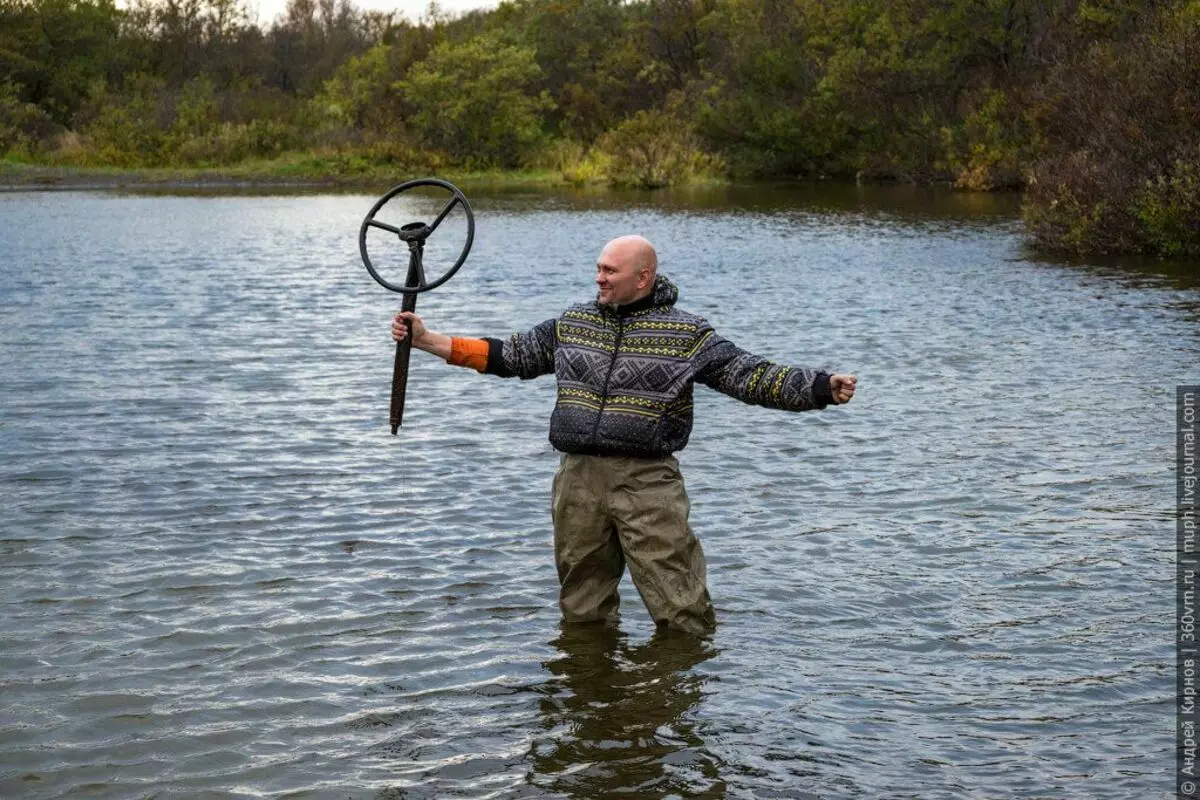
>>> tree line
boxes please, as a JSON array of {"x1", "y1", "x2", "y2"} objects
[{"x1": 1, "y1": 0, "x2": 1197, "y2": 256}]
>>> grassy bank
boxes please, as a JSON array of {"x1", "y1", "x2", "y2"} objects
[{"x1": 0, "y1": 155, "x2": 588, "y2": 191}]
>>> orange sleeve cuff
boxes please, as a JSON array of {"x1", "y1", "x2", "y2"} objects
[{"x1": 448, "y1": 337, "x2": 490, "y2": 372}]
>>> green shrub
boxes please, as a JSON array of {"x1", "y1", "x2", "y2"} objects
[
  {"x1": 941, "y1": 90, "x2": 1028, "y2": 191},
  {"x1": 81, "y1": 75, "x2": 168, "y2": 166},
  {"x1": 596, "y1": 110, "x2": 718, "y2": 188},
  {"x1": 397, "y1": 34, "x2": 553, "y2": 168},
  {"x1": 172, "y1": 118, "x2": 295, "y2": 166},
  {"x1": 1133, "y1": 156, "x2": 1200, "y2": 257},
  {"x1": 0, "y1": 81, "x2": 57, "y2": 156},
  {"x1": 538, "y1": 138, "x2": 610, "y2": 185}
]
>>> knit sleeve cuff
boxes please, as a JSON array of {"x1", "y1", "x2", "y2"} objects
[
  {"x1": 483, "y1": 337, "x2": 514, "y2": 377},
  {"x1": 814, "y1": 372, "x2": 834, "y2": 407}
]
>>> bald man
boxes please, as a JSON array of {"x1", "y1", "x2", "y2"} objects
[{"x1": 392, "y1": 235, "x2": 856, "y2": 635}]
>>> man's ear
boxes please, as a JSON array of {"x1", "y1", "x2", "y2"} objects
[{"x1": 638, "y1": 267, "x2": 652, "y2": 288}]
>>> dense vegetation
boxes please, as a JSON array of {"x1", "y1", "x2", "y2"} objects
[{"x1": 1, "y1": 0, "x2": 1197, "y2": 256}]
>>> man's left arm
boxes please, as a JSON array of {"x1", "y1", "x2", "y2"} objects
[{"x1": 693, "y1": 324, "x2": 856, "y2": 410}]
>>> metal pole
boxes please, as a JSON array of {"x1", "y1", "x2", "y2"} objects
[{"x1": 390, "y1": 242, "x2": 423, "y2": 434}]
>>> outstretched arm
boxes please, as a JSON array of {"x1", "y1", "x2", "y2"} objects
[
  {"x1": 391, "y1": 311, "x2": 557, "y2": 379},
  {"x1": 693, "y1": 323, "x2": 856, "y2": 410}
]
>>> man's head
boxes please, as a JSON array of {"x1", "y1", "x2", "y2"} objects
[{"x1": 595, "y1": 235, "x2": 658, "y2": 307}]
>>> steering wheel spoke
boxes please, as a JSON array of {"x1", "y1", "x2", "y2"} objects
[
  {"x1": 428, "y1": 196, "x2": 460, "y2": 234},
  {"x1": 367, "y1": 219, "x2": 402, "y2": 235}
]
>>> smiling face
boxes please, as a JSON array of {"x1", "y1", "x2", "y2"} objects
[{"x1": 595, "y1": 236, "x2": 657, "y2": 307}]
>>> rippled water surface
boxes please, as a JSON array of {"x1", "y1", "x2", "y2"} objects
[{"x1": 1, "y1": 185, "x2": 1196, "y2": 799}]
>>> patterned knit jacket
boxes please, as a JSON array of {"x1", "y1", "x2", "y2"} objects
[{"x1": 481, "y1": 275, "x2": 833, "y2": 458}]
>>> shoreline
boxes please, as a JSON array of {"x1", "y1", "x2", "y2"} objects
[
  {"x1": 0, "y1": 160, "x2": 584, "y2": 193},
  {"x1": 1, "y1": 159, "x2": 992, "y2": 195},
  {"x1": 0, "y1": 159, "x2": 1038, "y2": 205}
]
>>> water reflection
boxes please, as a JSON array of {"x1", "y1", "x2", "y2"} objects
[
  {"x1": 528, "y1": 624, "x2": 724, "y2": 798},
  {"x1": 1020, "y1": 244, "x2": 1200, "y2": 296}
]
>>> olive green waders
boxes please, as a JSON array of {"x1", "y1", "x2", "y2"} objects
[{"x1": 551, "y1": 453, "x2": 717, "y2": 635}]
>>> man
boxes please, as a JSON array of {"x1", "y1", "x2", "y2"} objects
[{"x1": 391, "y1": 235, "x2": 856, "y2": 635}]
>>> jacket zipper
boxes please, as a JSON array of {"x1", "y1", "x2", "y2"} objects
[{"x1": 589, "y1": 316, "x2": 624, "y2": 449}]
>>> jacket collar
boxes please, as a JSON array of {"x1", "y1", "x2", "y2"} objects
[
  {"x1": 614, "y1": 290, "x2": 658, "y2": 316},
  {"x1": 602, "y1": 274, "x2": 679, "y2": 318}
]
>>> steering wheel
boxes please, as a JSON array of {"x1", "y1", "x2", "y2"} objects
[
  {"x1": 358, "y1": 177, "x2": 474, "y2": 293},
  {"x1": 358, "y1": 177, "x2": 475, "y2": 434}
]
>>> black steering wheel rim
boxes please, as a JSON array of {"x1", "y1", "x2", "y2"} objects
[{"x1": 358, "y1": 177, "x2": 475, "y2": 294}]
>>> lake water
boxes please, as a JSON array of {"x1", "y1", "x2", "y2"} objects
[{"x1": 0, "y1": 184, "x2": 1195, "y2": 798}]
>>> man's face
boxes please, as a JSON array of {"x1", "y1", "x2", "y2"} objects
[{"x1": 595, "y1": 243, "x2": 647, "y2": 306}]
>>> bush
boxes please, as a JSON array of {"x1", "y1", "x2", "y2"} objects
[
  {"x1": 173, "y1": 118, "x2": 302, "y2": 165},
  {"x1": 596, "y1": 110, "x2": 718, "y2": 188},
  {"x1": 0, "y1": 81, "x2": 58, "y2": 156},
  {"x1": 1024, "y1": 2, "x2": 1200, "y2": 256},
  {"x1": 81, "y1": 75, "x2": 168, "y2": 166},
  {"x1": 941, "y1": 90, "x2": 1028, "y2": 191},
  {"x1": 538, "y1": 138, "x2": 610, "y2": 185},
  {"x1": 397, "y1": 34, "x2": 553, "y2": 168},
  {"x1": 1133, "y1": 155, "x2": 1200, "y2": 257}
]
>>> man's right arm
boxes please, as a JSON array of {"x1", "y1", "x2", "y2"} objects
[
  {"x1": 392, "y1": 312, "x2": 557, "y2": 379},
  {"x1": 392, "y1": 311, "x2": 451, "y2": 358}
]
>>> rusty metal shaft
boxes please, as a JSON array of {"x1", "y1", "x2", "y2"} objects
[{"x1": 390, "y1": 244, "x2": 423, "y2": 434}]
